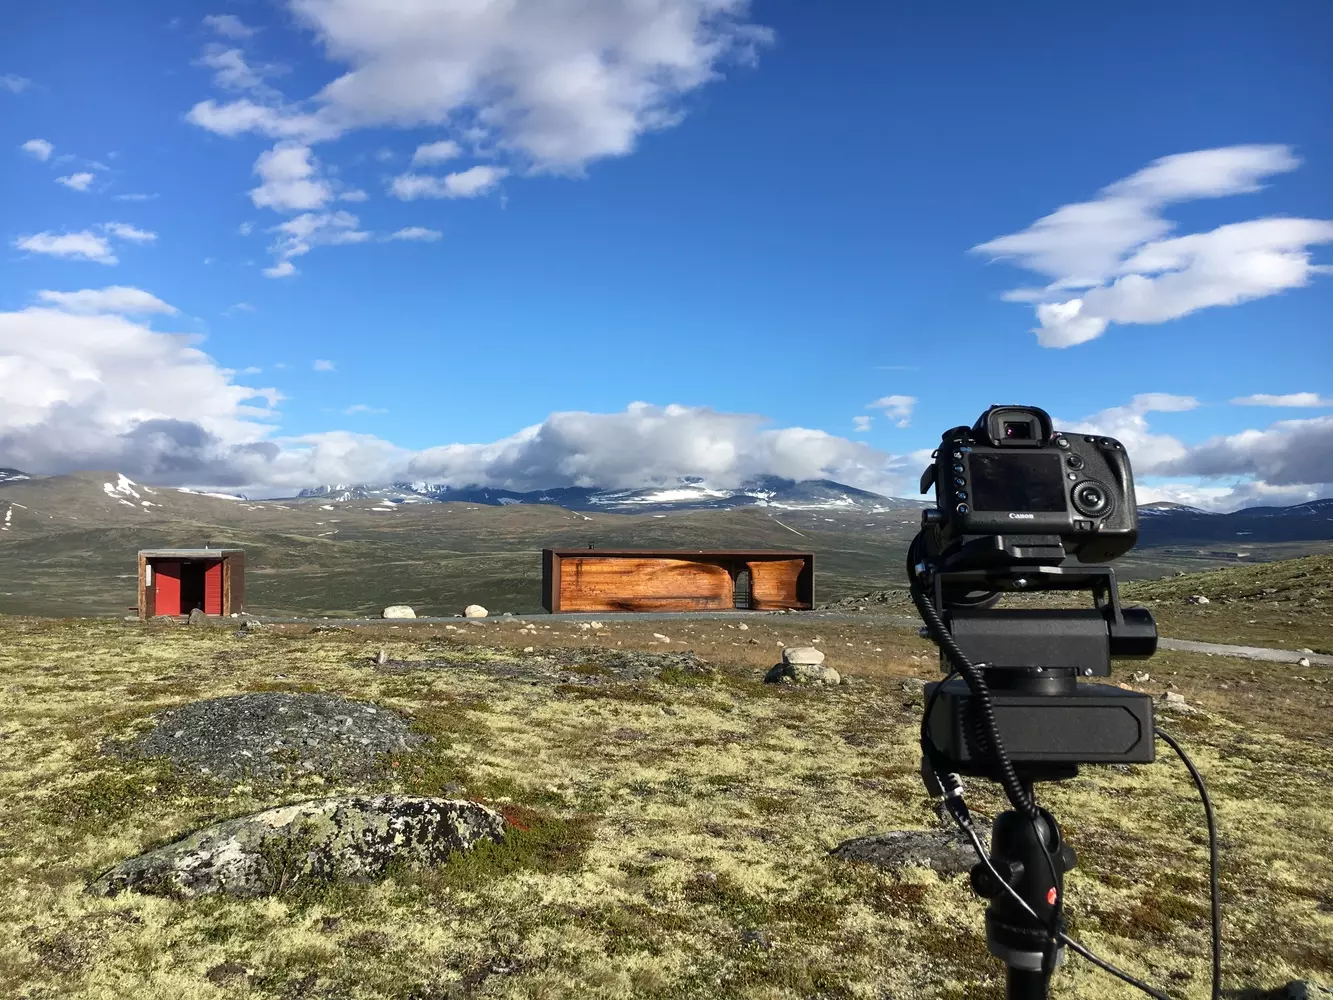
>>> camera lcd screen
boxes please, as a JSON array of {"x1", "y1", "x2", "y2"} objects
[{"x1": 969, "y1": 453, "x2": 1067, "y2": 512}]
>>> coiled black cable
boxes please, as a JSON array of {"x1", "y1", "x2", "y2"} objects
[{"x1": 906, "y1": 535, "x2": 1037, "y2": 819}]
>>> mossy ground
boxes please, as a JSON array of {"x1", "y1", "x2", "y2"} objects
[{"x1": 0, "y1": 609, "x2": 1329, "y2": 999}]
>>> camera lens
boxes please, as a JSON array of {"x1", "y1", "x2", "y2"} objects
[{"x1": 1071, "y1": 480, "x2": 1112, "y2": 517}]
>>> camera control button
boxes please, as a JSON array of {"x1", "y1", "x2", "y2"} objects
[
  {"x1": 1066, "y1": 455, "x2": 1084, "y2": 470},
  {"x1": 1055, "y1": 436, "x2": 1070, "y2": 448},
  {"x1": 952, "y1": 451, "x2": 963, "y2": 460},
  {"x1": 1075, "y1": 519, "x2": 1093, "y2": 531},
  {"x1": 953, "y1": 464, "x2": 964, "y2": 473},
  {"x1": 955, "y1": 503, "x2": 970, "y2": 515},
  {"x1": 955, "y1": 491, "x2": 967, "y2": 501}
]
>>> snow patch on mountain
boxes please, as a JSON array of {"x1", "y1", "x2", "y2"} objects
[{"x1": 104, "y1": 474, "x2": 141, "y2": 500}]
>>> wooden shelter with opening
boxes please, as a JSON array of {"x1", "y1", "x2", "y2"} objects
[
  {"x1": 542, "y1": 549, "x2": 813, "y2": 613},
  {"x1": 137, "y1": 548, "x2": 245, "y2": 619}
]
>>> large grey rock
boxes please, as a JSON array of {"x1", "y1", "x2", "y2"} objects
[
  {"x1": 782, "y1": 646, "x2": 825, "y2": 665},
  {"x1": 830, "y1": 828, "x2": 982, "y2": 878},
  {"x1": 382, "y1": 605, "x2": 416, "y2": 619},
  {"x1": 188, "y1": 607, "x2": 207, "y2": 626},
  {"x1": 88, "y1": 795, "x2": 506, "y2": 899},
  {"x1": 1279, "y1": 983, "x2": 1333, "y2": 1000},
  {"x1": 765, "y1": 659, "x2": 841, "y2": 686},
  {"x1": 464, "y1": 604, "x2": 488, "y2": 618}
]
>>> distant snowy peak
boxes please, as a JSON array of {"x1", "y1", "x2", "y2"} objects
[
  {"x1": 290, "y1": 476, "x2": 928, "y2": 513},
  {"x1": 1137, "y1": 501, "x2": 1217, "y2": 517},
  {"x1": 0, "y1": 468, "x2": 31, "y2": 485}
]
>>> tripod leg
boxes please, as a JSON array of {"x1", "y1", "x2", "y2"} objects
[{"x1": 1006, "y1": 967, "x2": 1051, "y2": 1000}]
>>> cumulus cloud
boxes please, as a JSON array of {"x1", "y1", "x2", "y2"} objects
[
  {"x1": 1231, "y1": 392, "x2": 1333, "y2": 407},
  {"x1": 14, "y1": 231, "x2": 117, "y2": 264},
  {"x1": 250, "y1": 142, "x2": 333, "y2": 211},
  {"x1": 187, "y1": 99, "x2": 335, "y2": 141},
  {"x1": 0, "y1": 304, "x2": 286, "y2": 485},
  {"x1": 313, "y1": 359, "x2": 336, "y2": 371},
  {"x1": 0, "y1": 310, "x2": 919, "y2": 498},
  {"x1": 263, "y1": 260, "x2": 296, "y2": 278},
  {"x1": 388, "y1": 165, "x2": 509, "y2": 200},
  {"x1": 197, "y1": 45, "x2": 285, "y2": 95},
  {"x1": 102, "y1": 222, "x2": 156, "y2": 243},
  {"x1": 203, "y1": 14, "x2": 258, "y2": 39},
  {"x1": 398, "y1": 403, "x2": 910, "y2": 495},
  {"x1": 973, "y1": 145, "x2": 1333, "y2": 347},
  {"x1": 868, "y1": 394, "x2": 917, "y2": 428},
  {"x1": 1, "y1": 74, "x2": 31, "y2": 94},
  {"x1": 387, "y1": 226, "x2": 442, "y2": 241},
  {"x1": 187, "y1": 0, "x2": 770, "y2": 173},
  {"x1": 1058, "y1": 394, "x2": 1333, "y2": 510},
  {"x1": 20, "y1": 138, "x2": 53, "y2": 161},
  {"x1": 56, "y1": 172, "x2": 96, "y2": 192},
  {"x1": 411, "y1": 140, "x2": 462, "y2": 166},
  {"x1": 264, "y1": 210, "x2": 369, "y2": 275},
  {"x1": 37, "y1": 286, "x2": 177, "y2": 315},
  {"x1": 852, "y1": 416, "x2": 872, "y2": 433}
]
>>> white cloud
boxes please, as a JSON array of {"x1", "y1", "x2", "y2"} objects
[
  {"x1": 197, "y1": 45, "x2": 284, "y2": 94},
  {"x1": 0, "y1": 304, "x2": 288, "y2": 486},
  {"x1": 188, "y1": 0, "x2": 770, "y2": 173},
  {"x1": 113, "y1": 193, "x2": 158, "y2": 202},
  {"x1": 1, "y1": 74, "x2": 31, "y2": 94},
  {"x1": 14, "y1": 231, "x2": 117, "y2": 264},
  {"x1": 1055, "y1": 394, "x2": 1333, "y2": 508},
  {"x1": 313, "y1": 359, "x2": 336, "y2": 371},
  {"x1": 20, "y1": 138, "x2": 53, "y2": 161},
  {"x1": 227, "y1": 302, "x2": 257, "y2": 314},
  {"x1": 973, "y1": 145, "x2": 1333, "y2": 347},
  {"x1": 852, "y1": 415, "x2": 872, "y2": 433},
  {"x1": 1057, "y1": 393, "x2": 1200, "y2": 473},
  {"x1": 265, "y1": 210, "x2": 370, "y2": 274},
  {"x1": 263, "y1": 260, "x2": 296, "y2": 278},
  {"x1": 240, "y1": 366, "x2": 263, "y2": 374},
  {"x1": 37, "y1": 286, "x2": 177, "y2": 315},
  {"x1": 344, "y1": 403, "x2": 387, "y2": 415},
  {"x1": 186, "y1": 98, "x2": 335, "y2": 141},
  {"x1": 339, "y1": 188, "x2": 368, "y2": 202},
  {"x1": 203, "y1": 14, "x2": 258, "y2": 39},
  {"x1": 250, "y1": 142, "x2": 334, "y2": 211},
  {"x1": 389, "y1": 165, "x2": 508, "y2": 200},
  {"x1": 56, "y1": 172, "x2": 96, "y2": 192},
  {"x1": 238, "y1": 221, "x2": 254, "y2": 236},
  {"x1": 387, "y1": 226, "x2": 442, "y2": 242},
  {"x1": 1230, "y1": 392, "x2": 1333, "y2": 407},
  {"x1": 868, "y1": 394, "x2": 917, "y2": 428},
  {"x1": 102, "y1": 222, "x2": 156, "y2": 243},
  {"x1": 411, "y1": 140, "x2": 462, "y2": 166}
]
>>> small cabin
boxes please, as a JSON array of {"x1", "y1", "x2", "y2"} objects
[
  {"x1": 542, "y1": 549, "x2": 814, "y2": 613},
  {"x1": 137, "y1": 548, "x2": 245, "y2": 619}
]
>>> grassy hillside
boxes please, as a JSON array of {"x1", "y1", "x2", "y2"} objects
[{"x1": 0, "y1": 613, "x2": 1328, "y2": 999}]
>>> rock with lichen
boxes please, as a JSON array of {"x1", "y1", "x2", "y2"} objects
[{"x1": 87, "y1": 795, "x2": 506, "y2": 899}]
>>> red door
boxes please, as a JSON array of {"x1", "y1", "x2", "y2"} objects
[
  {"x1": 155, "y1": 561, "x2": 181, "y2": 616},
  {"x1": 204, "y1": 561, "x2": 223, "y2": 616}
]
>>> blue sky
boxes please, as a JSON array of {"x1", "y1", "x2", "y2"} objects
[{"x1": 2, "y1": 1, "x2": 1330, "y2": 508}]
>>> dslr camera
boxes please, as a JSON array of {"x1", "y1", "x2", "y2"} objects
[{"x1": 920, "y1": 404, "x2": 1136, "y2": 564}]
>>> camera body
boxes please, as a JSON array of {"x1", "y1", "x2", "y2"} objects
[{"x1": 920, "y1": 404, "x2": 1138, "y2": 563}]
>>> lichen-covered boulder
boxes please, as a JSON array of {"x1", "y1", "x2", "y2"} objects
[
  {"x1": 87, "y1": 795, "x2": 506, "y2": 899},
  {"x1": 830, "y1": 828, "x2": 982, "y2": 878},
  {"x1": 382, "y1": 605, "x2": 416, "y2": 619}
]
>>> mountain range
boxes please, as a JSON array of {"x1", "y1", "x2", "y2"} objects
[
  {"x1": 294, "y1": 475, "x2": 927, "y2": 513},
  {"x1": 0, "y1": 467, "x2": 1329, "y2": 618}
]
